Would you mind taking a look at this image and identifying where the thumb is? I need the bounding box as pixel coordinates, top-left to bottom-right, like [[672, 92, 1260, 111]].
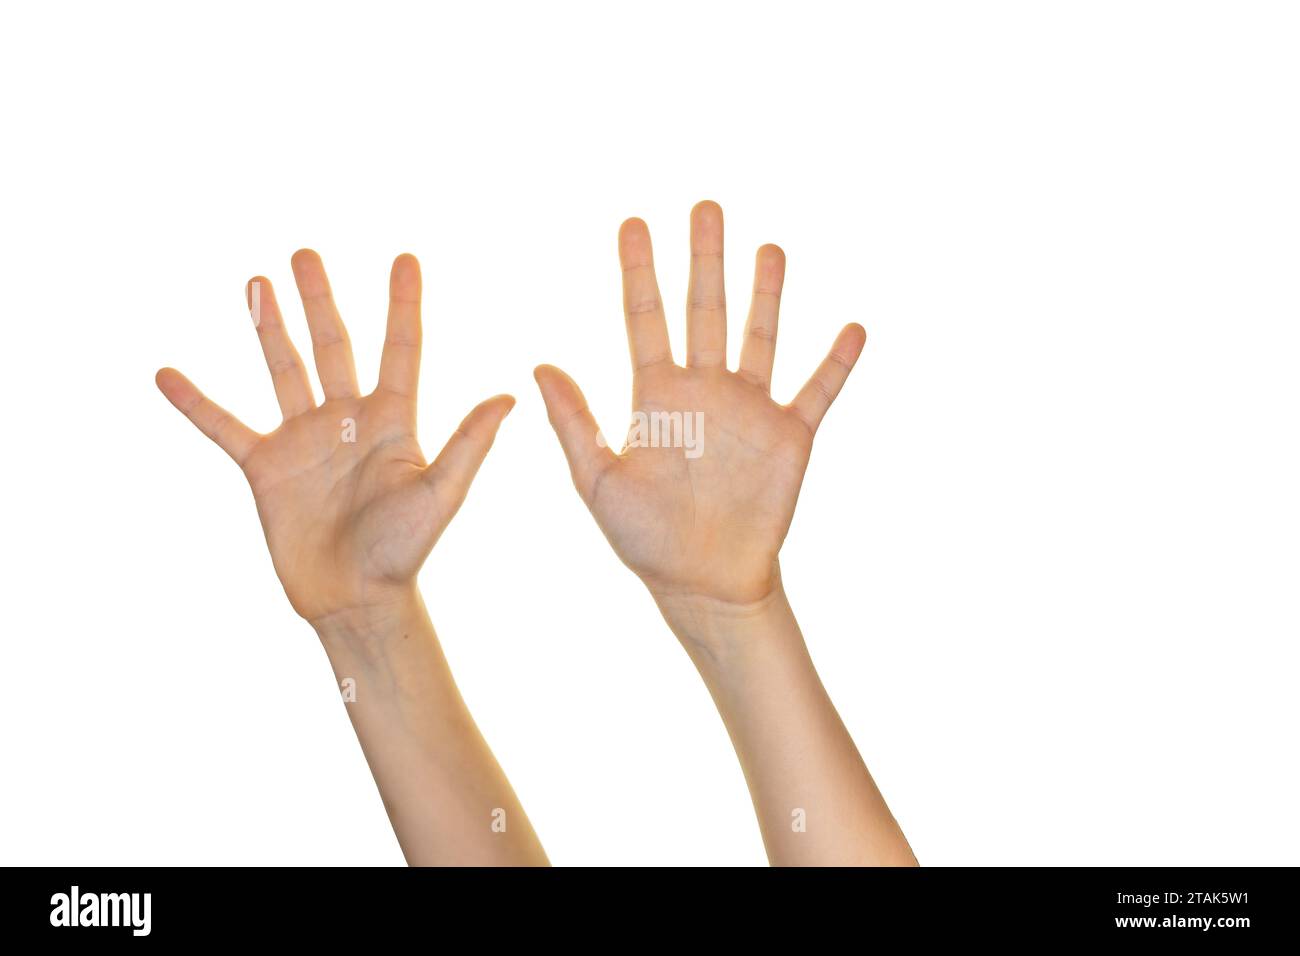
[[534, 364, 616, 505], [424, 393, 516, 511]]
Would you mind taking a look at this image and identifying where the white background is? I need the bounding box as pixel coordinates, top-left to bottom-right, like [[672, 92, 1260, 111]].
[[2, 1, 1297, 866]]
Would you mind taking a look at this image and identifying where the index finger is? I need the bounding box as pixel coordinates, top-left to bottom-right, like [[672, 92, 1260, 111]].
[[377, 253, 422, 399], [619, 218, 673, 372]]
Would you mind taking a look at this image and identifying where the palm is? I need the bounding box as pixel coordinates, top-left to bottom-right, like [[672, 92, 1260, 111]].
[[537, 203, 865, 606], [158, 251, 514, 622], [592, 366, 811, 602], [244, 393, 440, 619]]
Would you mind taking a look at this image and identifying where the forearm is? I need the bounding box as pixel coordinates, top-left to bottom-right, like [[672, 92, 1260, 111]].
[[656, 585, 916, 866], [312, 589, 548, 866]]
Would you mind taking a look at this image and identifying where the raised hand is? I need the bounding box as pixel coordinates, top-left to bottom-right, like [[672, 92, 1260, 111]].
[[156, 251, 545, 866], [536, 204, 911, 866], [157, 250, 514, 624], [534, 201, 865, 607]]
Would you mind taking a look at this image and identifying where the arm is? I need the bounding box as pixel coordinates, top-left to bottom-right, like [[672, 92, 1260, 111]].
[[534, 202, 914, 865], [314, 594, 546, 865], [657, 589, 915, 866], [157, 251, 547, 866]]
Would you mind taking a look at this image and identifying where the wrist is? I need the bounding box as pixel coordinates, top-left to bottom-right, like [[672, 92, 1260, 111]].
[[310, 585, 428, 662], [651, 581, 802, 669]]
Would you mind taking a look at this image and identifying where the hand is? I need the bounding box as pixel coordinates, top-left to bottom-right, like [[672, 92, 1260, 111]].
[[157, 251, 514, 624], [535, 202, 865, 607]]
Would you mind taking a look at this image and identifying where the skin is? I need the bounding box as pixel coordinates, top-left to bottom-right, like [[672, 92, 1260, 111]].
[[535, 201, 917, 865], [156, 251, 547, 866]]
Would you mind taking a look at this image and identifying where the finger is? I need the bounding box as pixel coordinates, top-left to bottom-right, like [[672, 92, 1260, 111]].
[[155, 367, 260, 465], [377, 253, 422, 399], [738, 244, 786, 391], [246, 276, 315, 418], [788, 323, 867, 434], [618, 218, 673, 372], [290, 249, 360, 400], [424, 394, 516, 511], [534, 364, 617, 505], [686, 200, 727, 368]]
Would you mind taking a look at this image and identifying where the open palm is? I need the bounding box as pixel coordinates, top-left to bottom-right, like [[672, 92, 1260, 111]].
[[535, 203, 865, 606], [157, 251, 513, 623]]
